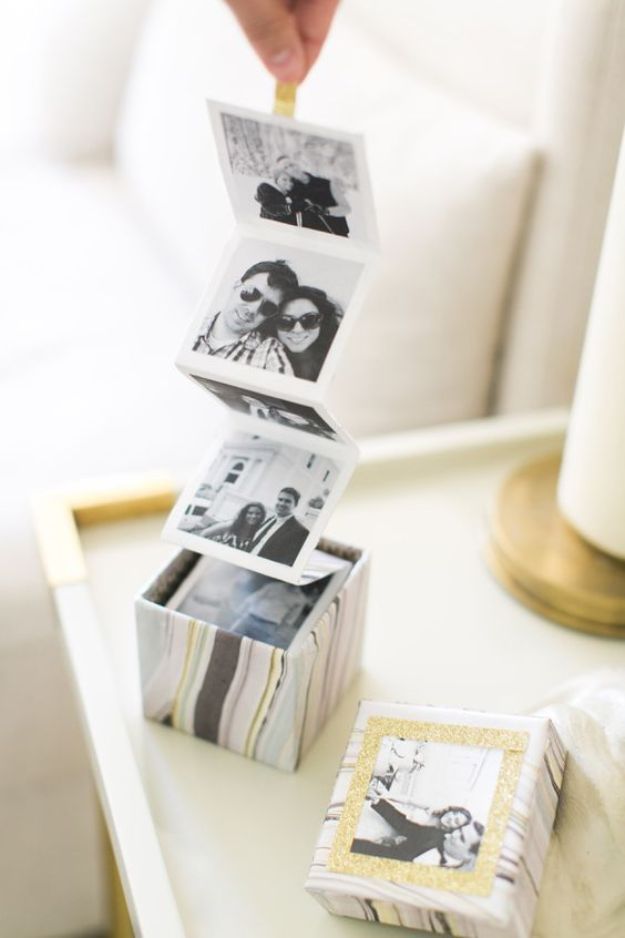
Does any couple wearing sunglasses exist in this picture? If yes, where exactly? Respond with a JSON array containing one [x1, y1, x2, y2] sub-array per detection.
[[193, 259, 341, 382]]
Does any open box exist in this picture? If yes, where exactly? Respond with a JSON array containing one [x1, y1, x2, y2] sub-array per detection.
[[135, 538, 369, 771]]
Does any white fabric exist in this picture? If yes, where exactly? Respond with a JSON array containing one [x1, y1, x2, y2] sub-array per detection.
[[350, 0, 550, 128], [117, 0, 535, 436], [342, 0, 625, 415], [0, 159, 212, 934], [533, 670, 625, 938], [1, 159, 213, 497], [321, 84, 535, 434], [0, 0, 151, 158]]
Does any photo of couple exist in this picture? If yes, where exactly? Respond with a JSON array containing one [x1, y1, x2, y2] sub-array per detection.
[[190, 243, 363, 382], [192, 259, 341, 381], [164, 430, 341, 575], [255, 154, 350, 237], [350, 735, 499, 873], [352, 795, 484, 872], [180, 487, 310, 567], [217, 109, 368, 242]]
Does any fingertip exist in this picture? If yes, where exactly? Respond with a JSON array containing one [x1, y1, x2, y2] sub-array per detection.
[[266, 46, 306, 83]]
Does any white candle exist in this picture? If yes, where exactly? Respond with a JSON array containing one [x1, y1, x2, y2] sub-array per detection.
[[558, 128, 625, 559]]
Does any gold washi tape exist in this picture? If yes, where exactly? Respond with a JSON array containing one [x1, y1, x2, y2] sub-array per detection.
[[273, 82, 297, 118]]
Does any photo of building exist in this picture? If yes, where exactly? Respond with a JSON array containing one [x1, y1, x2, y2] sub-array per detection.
[[182, 432, 339, 528]]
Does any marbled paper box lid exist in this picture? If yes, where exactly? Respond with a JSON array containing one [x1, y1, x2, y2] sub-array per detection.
[[306, 700, 566, 938]]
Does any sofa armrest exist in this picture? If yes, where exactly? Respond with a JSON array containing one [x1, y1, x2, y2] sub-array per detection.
[[0, 0, 151, 160]]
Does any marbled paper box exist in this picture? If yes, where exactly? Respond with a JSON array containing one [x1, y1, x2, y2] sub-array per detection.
[[135, 538, 368, 772], [306, 700, 566, 937]]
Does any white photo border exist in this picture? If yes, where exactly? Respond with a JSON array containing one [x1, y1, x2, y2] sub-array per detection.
[[208, 99, 379, 252], [161, 421, 357, 584], [176, 227, 373, 401]]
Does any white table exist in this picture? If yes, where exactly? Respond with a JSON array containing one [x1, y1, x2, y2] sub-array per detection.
[[44, 411, 625, 937]]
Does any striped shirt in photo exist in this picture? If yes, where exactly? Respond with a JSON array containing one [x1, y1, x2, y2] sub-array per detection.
[[193, 314, 293, 375]]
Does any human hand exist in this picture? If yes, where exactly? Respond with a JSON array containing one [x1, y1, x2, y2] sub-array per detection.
[[224, 0, 341, 84]]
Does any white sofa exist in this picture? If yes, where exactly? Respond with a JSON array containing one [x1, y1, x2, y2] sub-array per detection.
[[2, 0, 625, 934]]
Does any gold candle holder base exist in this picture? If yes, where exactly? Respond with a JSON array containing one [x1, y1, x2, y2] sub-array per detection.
[[487, 453, 625, 638]]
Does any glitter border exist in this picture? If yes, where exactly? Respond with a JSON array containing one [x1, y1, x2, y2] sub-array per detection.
[[327, 716, 528, 897]]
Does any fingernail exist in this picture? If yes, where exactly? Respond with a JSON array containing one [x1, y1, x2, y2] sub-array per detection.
[[269, 48, 294, 66], [268, 47, 303, 81]]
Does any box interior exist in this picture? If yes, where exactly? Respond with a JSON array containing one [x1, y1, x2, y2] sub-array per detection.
[[143, 539, 363, 608], [140, 539, 365, 653]]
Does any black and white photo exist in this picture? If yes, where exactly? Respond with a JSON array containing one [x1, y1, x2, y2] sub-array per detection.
[[209, 102, 377, 245], [182, 236, 364, 384], [351, 735, 502, 872], [188, 374, 340, 440], [167, 557, 333, 650], [180, 487, 311, 565], [162, 429, 349, 580], [319, 704, 550, 915]]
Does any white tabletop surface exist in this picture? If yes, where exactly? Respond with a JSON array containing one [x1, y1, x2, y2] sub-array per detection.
[[68, 411, 625, 938]]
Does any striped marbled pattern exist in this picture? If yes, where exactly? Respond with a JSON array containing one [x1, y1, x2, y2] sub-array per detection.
[[305, 702, 566, 937], [135, 540, 368, 771]]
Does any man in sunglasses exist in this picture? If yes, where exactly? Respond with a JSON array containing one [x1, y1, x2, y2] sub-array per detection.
[[193, 260, 298, 373]]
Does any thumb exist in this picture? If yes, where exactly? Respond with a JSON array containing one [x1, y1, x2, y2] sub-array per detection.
[[225, 0, 306, 83]]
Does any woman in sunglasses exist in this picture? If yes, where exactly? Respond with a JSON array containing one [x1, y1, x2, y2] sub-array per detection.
[[268, 286, 341, 381]]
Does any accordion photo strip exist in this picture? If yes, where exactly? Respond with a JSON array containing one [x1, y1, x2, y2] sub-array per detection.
[[163, 100, 378, 584]]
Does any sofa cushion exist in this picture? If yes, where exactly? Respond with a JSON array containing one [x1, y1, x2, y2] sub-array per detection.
[[317, 89, 536, 434], [1, 158, 217, 642], [117, 0, 535, 436], [350, 0, 548, 128], [0, 157, 217, 936], [0, 0, 152, 158]]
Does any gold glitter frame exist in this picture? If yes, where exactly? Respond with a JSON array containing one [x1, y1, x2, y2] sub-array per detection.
[[328, 716, 528, 896]]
